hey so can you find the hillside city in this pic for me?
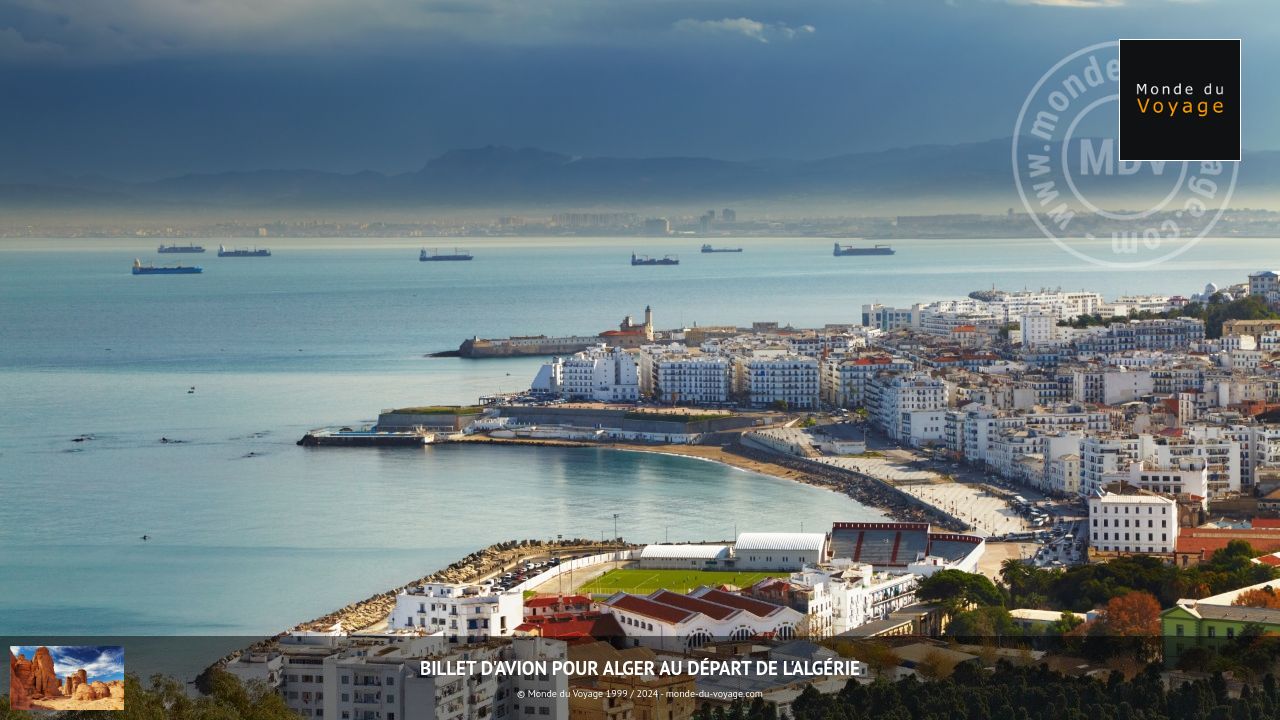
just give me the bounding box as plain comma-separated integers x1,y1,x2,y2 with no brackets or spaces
206,267,1280,720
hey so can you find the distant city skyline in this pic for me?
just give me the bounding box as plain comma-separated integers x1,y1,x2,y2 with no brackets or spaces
0,0,1276,181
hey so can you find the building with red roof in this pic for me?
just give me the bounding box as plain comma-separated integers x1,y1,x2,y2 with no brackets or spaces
599,588,804,652
514,612,626,644
523,594,593,618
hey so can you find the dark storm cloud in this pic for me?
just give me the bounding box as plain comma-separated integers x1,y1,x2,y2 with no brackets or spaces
0,0,1271,179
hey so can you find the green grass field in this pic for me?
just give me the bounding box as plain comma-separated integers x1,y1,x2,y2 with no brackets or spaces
578,568,788,596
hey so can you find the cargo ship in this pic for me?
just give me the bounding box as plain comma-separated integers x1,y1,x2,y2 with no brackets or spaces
631,253,679,266
832,242,894,256
157,243,205,253
420,248,473,261
218,245,271,257
701,244,743,253
132,259,202,275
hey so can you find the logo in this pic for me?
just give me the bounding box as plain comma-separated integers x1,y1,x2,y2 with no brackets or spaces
1012,41,1238,268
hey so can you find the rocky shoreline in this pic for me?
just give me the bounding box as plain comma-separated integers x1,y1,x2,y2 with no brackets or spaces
293,537,629,633
722,443,967,531
200,538,631,689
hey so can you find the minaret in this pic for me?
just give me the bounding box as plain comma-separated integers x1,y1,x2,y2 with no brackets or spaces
644,305,654,340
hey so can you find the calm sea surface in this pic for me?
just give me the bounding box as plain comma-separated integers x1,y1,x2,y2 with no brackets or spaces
0,235,1272,636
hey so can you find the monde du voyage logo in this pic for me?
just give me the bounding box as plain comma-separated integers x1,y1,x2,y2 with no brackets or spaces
1012,40,1241,268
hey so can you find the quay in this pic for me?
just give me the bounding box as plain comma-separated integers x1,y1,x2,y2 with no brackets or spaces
297,428,434,447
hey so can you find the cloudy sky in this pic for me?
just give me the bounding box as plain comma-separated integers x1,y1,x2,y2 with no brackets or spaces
0,0,1273,180
11,645,125,683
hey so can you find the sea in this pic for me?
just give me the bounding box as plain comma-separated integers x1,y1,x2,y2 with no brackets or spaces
0,234,1271,640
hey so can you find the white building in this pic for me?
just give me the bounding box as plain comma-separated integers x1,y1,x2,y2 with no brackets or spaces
861,303,922,331
1249,270,1280,304
388,583,524,644
330,637,564,720
737,354,820,410
868,372,949,444
733,532,829,571
533,344,640,402
1123,458,1211,499
638,544,731,570
1079,436,1141,496
788,563,921,630
1088,491,1178,555
1071,366,1154,405
1139,433,1241,497
1020,311,1060,348
820,354,914,408
643,347,732,405
227,635,567,720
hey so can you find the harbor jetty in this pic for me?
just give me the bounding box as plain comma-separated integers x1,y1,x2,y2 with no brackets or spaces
294,537,629,633
201,538,633,687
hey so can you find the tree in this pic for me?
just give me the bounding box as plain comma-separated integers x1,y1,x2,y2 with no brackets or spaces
1049,611,1085,636
1096,591,1162,662
917,569,1006,614
1234,586,1280,609
947,606,1020,641
915,649,961,680
1000,559,1054,607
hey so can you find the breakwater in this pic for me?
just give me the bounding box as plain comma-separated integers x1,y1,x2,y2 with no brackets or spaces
200,538,634,688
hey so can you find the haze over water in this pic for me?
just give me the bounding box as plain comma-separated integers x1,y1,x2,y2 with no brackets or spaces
0,235,1271,636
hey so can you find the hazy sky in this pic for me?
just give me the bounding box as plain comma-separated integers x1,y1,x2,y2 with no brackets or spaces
0,0,1274,180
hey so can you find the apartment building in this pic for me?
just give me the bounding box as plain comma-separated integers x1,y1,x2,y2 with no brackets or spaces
388,583,524,644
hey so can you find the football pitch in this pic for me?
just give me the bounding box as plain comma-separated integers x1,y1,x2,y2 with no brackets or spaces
578,568,788,596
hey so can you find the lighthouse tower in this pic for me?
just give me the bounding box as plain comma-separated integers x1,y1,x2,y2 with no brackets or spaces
644,305,654,340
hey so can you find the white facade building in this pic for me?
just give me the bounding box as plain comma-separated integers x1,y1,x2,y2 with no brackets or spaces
389,583,524,644
820,355,914,408
868,372,949,443
738,354,820,410
733,532,829,571
1088,491,1178,555
533,344,639,402
1020,311,1060,348
646,349,732,405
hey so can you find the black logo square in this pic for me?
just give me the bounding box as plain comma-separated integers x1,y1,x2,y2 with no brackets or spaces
1119,39,1240,161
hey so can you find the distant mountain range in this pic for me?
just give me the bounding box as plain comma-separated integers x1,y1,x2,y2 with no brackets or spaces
4,139,1279,211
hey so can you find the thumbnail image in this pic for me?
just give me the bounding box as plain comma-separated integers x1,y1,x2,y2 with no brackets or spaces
8,646,125,712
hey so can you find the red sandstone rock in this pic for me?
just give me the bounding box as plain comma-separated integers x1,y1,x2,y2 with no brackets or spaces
9,650,33,710
31,646,62,697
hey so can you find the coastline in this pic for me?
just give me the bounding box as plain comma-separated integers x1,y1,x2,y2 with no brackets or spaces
451,435,965,529
203,434,968,683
